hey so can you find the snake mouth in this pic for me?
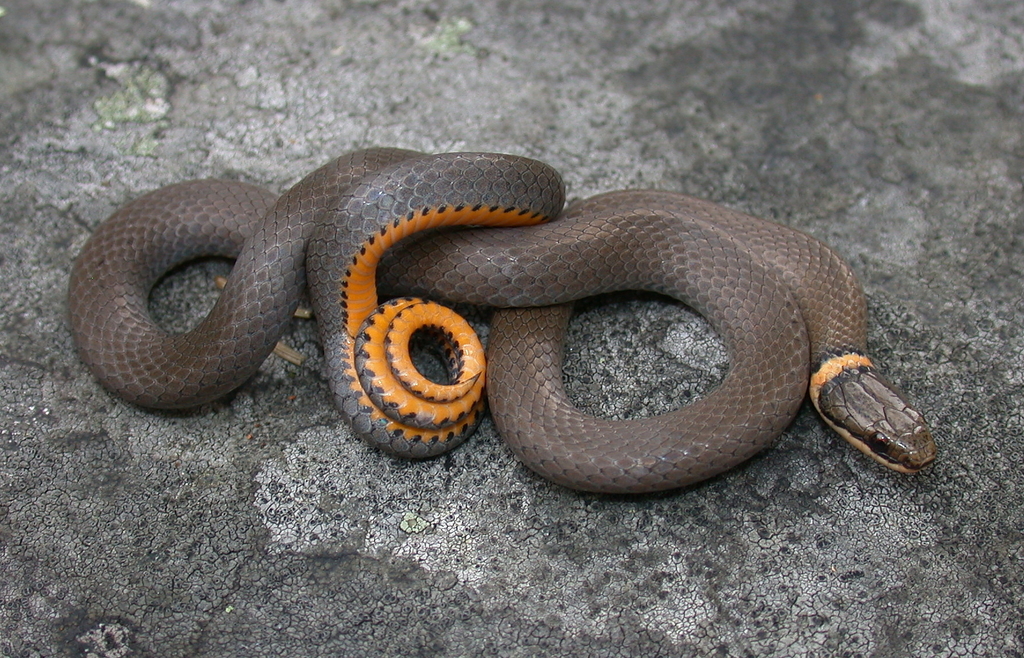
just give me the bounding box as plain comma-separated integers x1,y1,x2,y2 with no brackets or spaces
859,430,937,474
820,418,937,474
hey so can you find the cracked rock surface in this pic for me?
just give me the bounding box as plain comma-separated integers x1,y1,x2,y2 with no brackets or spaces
1,0,1022,656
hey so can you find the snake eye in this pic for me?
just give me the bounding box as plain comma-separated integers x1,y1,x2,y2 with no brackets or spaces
863,431,891,452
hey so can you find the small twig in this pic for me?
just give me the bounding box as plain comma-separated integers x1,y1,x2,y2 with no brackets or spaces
273,342,307,366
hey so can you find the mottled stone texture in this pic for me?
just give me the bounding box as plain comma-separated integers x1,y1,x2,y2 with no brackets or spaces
1,0,1021,656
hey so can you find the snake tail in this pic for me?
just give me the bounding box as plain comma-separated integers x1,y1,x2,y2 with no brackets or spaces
306,152,566,459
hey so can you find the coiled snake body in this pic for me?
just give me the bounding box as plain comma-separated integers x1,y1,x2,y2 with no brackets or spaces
68,149,936,493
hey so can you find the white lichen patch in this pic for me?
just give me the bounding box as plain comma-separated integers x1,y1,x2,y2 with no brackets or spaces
91,63,170,131
419,16,477,57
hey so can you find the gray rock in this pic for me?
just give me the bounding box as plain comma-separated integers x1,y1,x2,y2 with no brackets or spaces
2,0,1020,655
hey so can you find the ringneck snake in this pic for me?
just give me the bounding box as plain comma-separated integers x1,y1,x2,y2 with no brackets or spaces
68,149,936,493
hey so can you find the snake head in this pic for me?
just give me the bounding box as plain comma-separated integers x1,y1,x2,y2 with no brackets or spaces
810,355,937,473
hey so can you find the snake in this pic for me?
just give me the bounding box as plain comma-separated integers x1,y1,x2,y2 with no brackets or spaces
68,148,937,493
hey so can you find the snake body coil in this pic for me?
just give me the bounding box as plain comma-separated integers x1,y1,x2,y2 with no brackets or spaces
69,149,936,493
